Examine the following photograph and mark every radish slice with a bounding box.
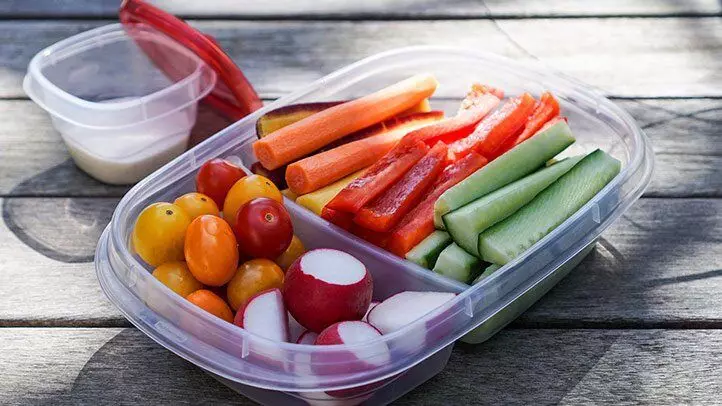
[368,291,456,335]
[284,249,372,332]
[234,288,289,342]
[362,301,380,322]
[296,330,319,345]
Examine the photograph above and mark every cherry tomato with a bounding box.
[223,175,282,227]
[226,259,284,311]
[234,198,293,259]
[132,202,191,266]
[152,261,203,297]
[196,158,248,207]
[275,235,306,271]
[186,289,234,323]
[174,192,220,220]
[184,215,239,286]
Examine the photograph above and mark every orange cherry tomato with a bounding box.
[174,192,220,220]
[184,215,239,286]
[132,202,191,266]
[186,289,234,323]
[226,259,284,311]
[275,235,306,271]
[152,261,203,297]
[223,175,282,227]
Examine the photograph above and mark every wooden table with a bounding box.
[2,1,721,404]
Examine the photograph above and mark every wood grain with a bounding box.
[1,327,721,404]
[2,99,719,198]
[0,197,719,327]
[3,0,720,18]
[3,18,722,99]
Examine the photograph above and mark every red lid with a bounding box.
[119,0,262,120]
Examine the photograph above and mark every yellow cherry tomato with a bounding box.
[184,215,239,286]
[152,261,204,297]
[174,192,219,220]
[226,259,284,311]
[223,175,282,227]
[132,202,191,266]
[186,289,234,323]
[275,235,306,271]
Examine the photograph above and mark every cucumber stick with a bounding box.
[478,149,621,265]
[432,243,480,283]
[443,155,584,256]
[434,120,575,229]
[473,264,501,285]
[405,230,452,269]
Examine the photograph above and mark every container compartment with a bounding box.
[96,47,653,405]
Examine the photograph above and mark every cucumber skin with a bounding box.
[478,149,621,265]
[433,243,480,284]
[443,155,584,256]
[473,264,502,284]
[434,120,576,229]
[405,230,452,269]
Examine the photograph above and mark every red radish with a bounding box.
[283,249,372,333]
[296,330,319,345]
[314,321,392,399]
[362,301,380,322]
[288,313,306,343]
[367,291,456,335]
[234,288,289,342]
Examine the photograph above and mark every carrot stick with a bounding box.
[254,73,439,169]
[354,142,448,232]
[285,111,444,195]
[448,92,536,160]
[327,139,430,213]
[387,152,488,257]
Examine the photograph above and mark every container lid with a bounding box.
[119,0,262,120]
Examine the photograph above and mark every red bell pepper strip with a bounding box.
[353,142,448,232]
[406,94,500,146]
[326,139,429,213]
[448,92,536,161]
[321,206,354,231]
[349,224,391,249]
[387,152,488,257]
[458,84,504,111]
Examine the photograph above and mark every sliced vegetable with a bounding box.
[400,98,432,115]
[432,243,480,283]
[406,94,500,146]
[512,92,561,147]
[327,139,430,213]
[434,119,576,228]
[281,188,298,201]
[296,170,364,215]
[285,111,443,195]
[443,155,583,256]
[253,73,439,169]
[472,264,501,285]
[387,152,488,257]
[354,142,448,232]
[350,224,391,249]
[405,230,452,269]
[321,206,354,231]
[256,101,344,138]
[448,92,536,160]
[458,84,505,108]
[478,149,621,265]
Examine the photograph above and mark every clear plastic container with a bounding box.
[24,24,217,185]
[95,47,654,405]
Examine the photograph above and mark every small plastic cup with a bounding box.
[23,23,217,184]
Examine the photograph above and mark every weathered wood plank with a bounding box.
[0,197,719,326]
[1,328,721,404]
[2,99,719,197]
[3,0,720,18]
[2,19,722,99]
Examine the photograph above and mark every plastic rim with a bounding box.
[119,0,262,120]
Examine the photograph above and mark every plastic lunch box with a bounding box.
[94,45,654,404]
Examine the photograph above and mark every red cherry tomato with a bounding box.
[196,158,248,207]
[234,198,293,259]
